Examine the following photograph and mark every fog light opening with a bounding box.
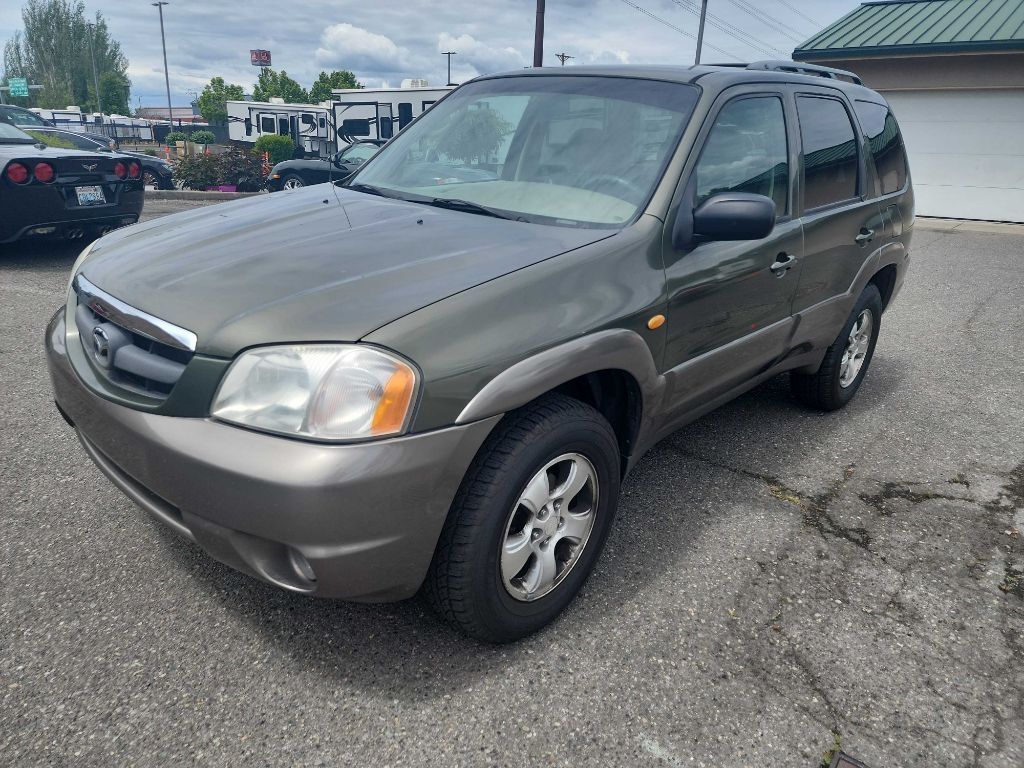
[287,547,317,583]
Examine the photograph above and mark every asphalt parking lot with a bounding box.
[1,200,1022,767]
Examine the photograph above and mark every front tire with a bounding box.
[791,283,882,410]
[424,394,621,643]
[281,173,305,190]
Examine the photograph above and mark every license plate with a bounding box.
[76,185,105,206]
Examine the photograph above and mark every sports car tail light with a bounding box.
[33,162,55,183]
[128,162,141,179]
[113,161,127,179]
[5,162,30,184]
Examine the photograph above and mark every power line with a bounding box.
[772,0,823,30]
[617,0,743,61]
[669,0,784,56]
[725,0,806,43]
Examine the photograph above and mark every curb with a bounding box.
[146,190,265,201]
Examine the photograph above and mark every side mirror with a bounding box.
[691,192,776,242]
[332,152,346,168]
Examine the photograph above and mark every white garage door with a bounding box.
[881,89,1024,223]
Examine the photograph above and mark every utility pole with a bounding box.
[86,22,102,113]
[555,53,574,66]
[152,2,174,127]
[694,0,709,65]
[442,51,457,86]
[533,0,545,67]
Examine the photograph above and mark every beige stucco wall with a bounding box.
[795,51,1024,92]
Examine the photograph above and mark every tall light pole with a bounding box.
[86,22,102,113]
[152,2,174,128]
[442,51,457,86]
[694,0,709,65]
[533,0,545,67]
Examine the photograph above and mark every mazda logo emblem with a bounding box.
[82,163,98,171]
[92,326,111,362]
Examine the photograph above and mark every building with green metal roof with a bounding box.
[793,0,1024,222]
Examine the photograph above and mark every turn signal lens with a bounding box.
[128,162,141,179]
[5,162,29,184]
[33,162,55,183]
[113,161,127,179]
[370,365,417,435]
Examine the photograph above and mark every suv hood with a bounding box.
[77,185,611,357]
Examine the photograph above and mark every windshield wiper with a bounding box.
[344,182,388,197]
[428,198,518,221]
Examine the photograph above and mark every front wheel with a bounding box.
[791,283,882,410]
[424,394,621,643]
[281,174,305,190]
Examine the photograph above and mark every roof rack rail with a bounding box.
[745,60,863,86]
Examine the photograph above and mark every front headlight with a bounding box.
[211,344,418,441]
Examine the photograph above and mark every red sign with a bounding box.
[250,49,272,67]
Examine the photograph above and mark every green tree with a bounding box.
[1,0,130,111]
[254,134,296,164]
[435,107,513,164]
[252,68,308,104]
[197,76,245,124]
[308,70,361,103]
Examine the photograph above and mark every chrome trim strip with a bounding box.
[73,274,197,352]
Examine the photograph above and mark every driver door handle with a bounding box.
[855,227,875,245]
[770,253,797,276]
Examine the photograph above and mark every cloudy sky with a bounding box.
[1,0,862,108]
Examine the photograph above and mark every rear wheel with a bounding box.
[424,394,620,643]
[281,174,305,190]
[791,283,882,410]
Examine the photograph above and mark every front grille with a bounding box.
[73,276,195,400]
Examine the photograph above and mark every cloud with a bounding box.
[315,23,416,73]
[437,32,526,75]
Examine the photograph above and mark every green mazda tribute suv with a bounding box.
[47,62,912,642]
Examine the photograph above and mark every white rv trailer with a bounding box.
[29,107,155,141]
[331,85,453,147]
[226,98,334,157]
[226,83,454,158]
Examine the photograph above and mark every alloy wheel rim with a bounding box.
[283,178,303,189]
[840,309,873,388]
[500,452,599,602]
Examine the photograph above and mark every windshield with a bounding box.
[351,76,699,228]
[342,142,379,164]
[0,106,47,127]
[0,123,35,144]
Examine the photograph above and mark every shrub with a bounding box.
[26,130,76,149]
[190,130,216,145]
[165,131,187,145]
[253,134,296,165]
[174,147,266,191]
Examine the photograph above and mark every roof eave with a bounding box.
[794,40,1024,61]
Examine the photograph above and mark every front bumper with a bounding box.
[46,310,499,601]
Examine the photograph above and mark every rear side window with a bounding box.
[797,96,858,210]
[854,100,908,195]
[694,96,788,216]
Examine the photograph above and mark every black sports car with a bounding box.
[26,127,175,190]
[0,123,144,244]
[267,140,384,191]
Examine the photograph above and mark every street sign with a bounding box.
[250,49,271,67]
[8,78,29,97]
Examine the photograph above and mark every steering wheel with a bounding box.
[580,174,644,201]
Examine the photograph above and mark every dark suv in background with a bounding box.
[47,62,912,642]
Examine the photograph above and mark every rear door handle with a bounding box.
[855,227,875,245]
[769,253,797,276]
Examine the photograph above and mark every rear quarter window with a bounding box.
[854,100,908,196]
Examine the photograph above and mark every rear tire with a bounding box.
[791,283,882,411]
[424,394,620,643]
